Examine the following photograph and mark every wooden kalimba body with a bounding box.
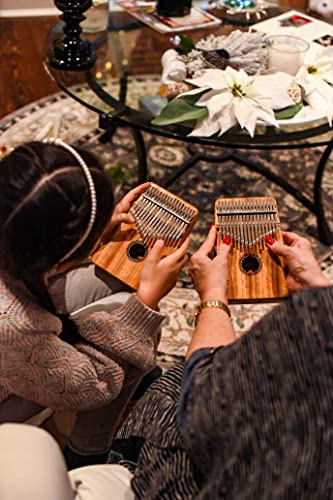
[215,196,288,302]
[93,183,199,290]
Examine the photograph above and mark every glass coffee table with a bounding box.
[45,5,333,245]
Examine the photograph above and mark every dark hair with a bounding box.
[0,141,115,342]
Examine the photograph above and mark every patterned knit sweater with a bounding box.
[0,272,164,415]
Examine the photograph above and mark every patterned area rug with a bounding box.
[1,78,333,366]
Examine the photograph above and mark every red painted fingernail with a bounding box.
[265,236,275,245]
[1,145,7,153]
[223,235,231,245]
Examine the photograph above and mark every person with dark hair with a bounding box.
[0,139,189,470]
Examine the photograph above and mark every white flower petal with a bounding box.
[256,106,279,127]
[188,115,220,137]
[197,92,233,115]
[305,86,333,126]
[218,103,237,135]
[233,98,256,129]
[254,73,295,110]
[244,112,258,137]
[177,86,210,99]
[186,69,229,90]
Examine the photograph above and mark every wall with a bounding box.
[0,0,58,16]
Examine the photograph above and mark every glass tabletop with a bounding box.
[44,3,333,149]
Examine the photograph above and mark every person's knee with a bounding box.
[0,424,74,500]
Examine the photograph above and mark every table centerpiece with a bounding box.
[152,30,333,137]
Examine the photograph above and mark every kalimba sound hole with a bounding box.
[127,241,148,262]
[240,254,262,275]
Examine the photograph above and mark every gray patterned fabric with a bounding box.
[118,286,333,499]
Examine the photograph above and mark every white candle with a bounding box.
[266,36,309,76]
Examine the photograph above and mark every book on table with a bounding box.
[117,1,222,33]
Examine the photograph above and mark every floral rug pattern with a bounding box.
[1,79,333,365]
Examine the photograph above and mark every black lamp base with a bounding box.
[48,0,96,71]
[48,38,96,71]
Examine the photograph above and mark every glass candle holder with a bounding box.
[265,35,310,76]
[81,0,109,33]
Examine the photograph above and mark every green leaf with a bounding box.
[151,92,208,126]
[178,34,196,54]
[274,103,303,120]
[105,161,133,185]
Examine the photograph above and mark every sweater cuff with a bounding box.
[115,294,165,335]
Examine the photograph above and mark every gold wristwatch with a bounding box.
[195,300,231,325]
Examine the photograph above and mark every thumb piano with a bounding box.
[215,196,288,303]
[92,183,199,290]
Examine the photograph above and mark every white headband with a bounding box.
[44,138,97,263]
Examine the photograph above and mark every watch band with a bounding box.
[195,300,231,325]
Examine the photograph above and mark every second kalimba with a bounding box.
[93,183,199,290]
[215,196,288,302]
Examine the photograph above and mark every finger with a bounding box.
[282,231,301,245]
[265,238,290,258]
[147,239,164,262]
[166,237,190,264]
[115,213,135,226]
[121,182,150,206]
[177,254,189,270]
[216,235,232,256]
[196,225,217,256]
[216,238,232,258]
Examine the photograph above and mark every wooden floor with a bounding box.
[0,16,59,120]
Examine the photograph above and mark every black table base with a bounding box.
[98,115,333,246]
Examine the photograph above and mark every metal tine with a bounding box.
[250,200,258,246]
[141,196,163,242]
[172,221,187,247]
[150,189,192,225]
[233,200,238,244]
[257,199,264,245]
[148,205,169,244]
[228,201,234,242]
[132,186,196,248]
[164,215,179,245]
[132,198,152,240]
[247,200,253,247]
[228,200,234,242]
[133,195,151,225]
[240,200,245,248]
[166,209,182,245]
[141,200,160,241]
[249,199,255,247]
[173,216,188,243]
[152,209,169,242]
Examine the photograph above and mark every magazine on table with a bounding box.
[117,1,222,33]
[251,10,333,47]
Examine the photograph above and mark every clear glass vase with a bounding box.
[81,0,109,33]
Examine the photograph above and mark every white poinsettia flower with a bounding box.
[295,51,333,125]
[180,67,278,137]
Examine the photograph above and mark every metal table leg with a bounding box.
[129,127,147,184]
[314,142,333,245]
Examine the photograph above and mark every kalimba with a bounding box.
[93,183,199,290]
[215,196,288,302]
